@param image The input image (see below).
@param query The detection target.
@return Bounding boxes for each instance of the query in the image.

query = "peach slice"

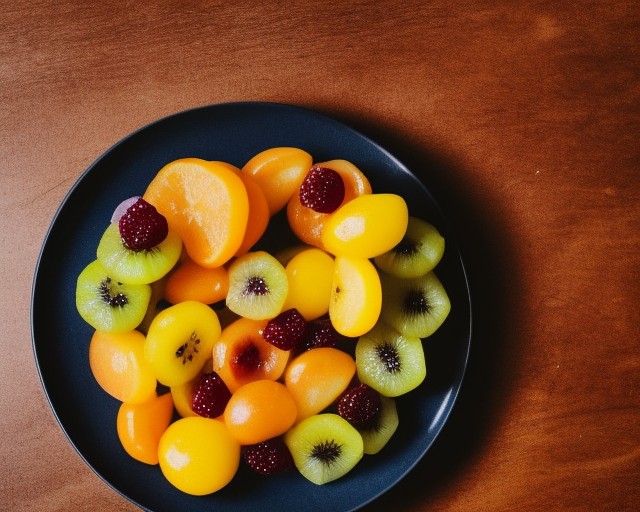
[143,158,249,268]
[223,380,297,445]
[284,347,356,422]
[287,159,372,249]
[329,256,382,337]
[242,147,312,215]
[89,330,157,404]
[212,317,290,393]
[164,257,229,305]
[321,193,409,259]
[116,393,174,465]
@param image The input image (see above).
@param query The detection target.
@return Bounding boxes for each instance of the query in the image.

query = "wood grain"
[1,1,638,510]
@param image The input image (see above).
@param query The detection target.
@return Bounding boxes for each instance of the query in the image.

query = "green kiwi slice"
[374,217,445,278]
[96,223,182,285]
[355,322,426,397]
[380,271,451,338]
[284,413,364,485]
[75,260,151,333]
[359,395,399,454]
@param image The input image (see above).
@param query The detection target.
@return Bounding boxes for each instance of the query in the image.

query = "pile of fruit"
[75,147,451,496]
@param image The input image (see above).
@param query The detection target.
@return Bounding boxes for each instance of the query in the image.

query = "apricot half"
[89,330,157,404]
[144,158,249,268]
[212,317,290,393]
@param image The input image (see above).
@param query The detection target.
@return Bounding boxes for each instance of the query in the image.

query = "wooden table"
[2,1,638,510]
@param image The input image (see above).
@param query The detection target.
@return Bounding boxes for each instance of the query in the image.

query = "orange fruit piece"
[164,256,229,305]
[143,158,249,268]
[212,317,290,393]
[233,169,270,255]
[284,347,356,422]
[224,380,297,445]
[116,393,174,465]
[242,147,312,215]
[89,330,157,404]
[287,159,372,249]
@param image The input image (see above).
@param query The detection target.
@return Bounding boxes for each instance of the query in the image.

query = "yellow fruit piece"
[329,257,382,337]
[242,147,312,215]
[282,248,335,320]
[143,158,249,268]
[223,380,297,445]
[89,330,157,404]
[116,393,174,465]
[158,417,240,495]
[284,347,356,422]
[321,193,409,258]
[144,301,221,387]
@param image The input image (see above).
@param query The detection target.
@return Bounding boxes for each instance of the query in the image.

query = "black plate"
[32,102,472,511]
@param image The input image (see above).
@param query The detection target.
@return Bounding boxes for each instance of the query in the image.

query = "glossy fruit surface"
[298,166,345,213]
[282,248,334,321]
[116,393,174,465]
[284,347,356,422]
[164,257,229,305]
[242,147,312,214]
[144,301,221,387]
[144,158,249,268]
[212,317,289,392]
[89,329,157,404]
[244,437,294,476]
[158,417,240,495]
[329,256,382,337]
[321,193,408,259]
[287,159,371,248]
[118,197,169,251]
[224,380,297,445]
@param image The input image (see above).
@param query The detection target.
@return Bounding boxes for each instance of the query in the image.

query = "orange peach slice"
[212,317,290,393]
[242,147,312,215]
[89,330,157,404]
[144,158,249,268]
[116,393,174,465]
[164,257,229,305]
[284,347,356,422]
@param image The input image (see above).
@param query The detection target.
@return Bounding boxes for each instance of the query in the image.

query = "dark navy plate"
[31,102,471,511]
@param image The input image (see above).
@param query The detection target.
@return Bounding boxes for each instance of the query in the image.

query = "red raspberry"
[337,383,382,429]
[299,166,345,213]
[244,437,294,476]
[118,198,168,251]
[191,371,231,419]
[263,308,307,351]
[295,317,341,354]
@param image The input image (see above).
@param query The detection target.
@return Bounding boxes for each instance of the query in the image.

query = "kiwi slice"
[374,217,445,278]
[96,223,182,285]
[380,271,451,338]
[76,260,151,333]
[226,251,288,320]
[284,413,364,485]
[359,396,399,454]
[355,322,426,397]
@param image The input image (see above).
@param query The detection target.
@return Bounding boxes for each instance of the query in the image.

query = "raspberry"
[191,371,232,419]
[263,308,307,351]
[337,383,382,429]
[118,198,168,251]
[244,437,294,476]
[295,317,341,354]
[299,166,345,214]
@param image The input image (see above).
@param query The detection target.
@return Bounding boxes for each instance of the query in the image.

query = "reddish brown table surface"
[1,1,638,510]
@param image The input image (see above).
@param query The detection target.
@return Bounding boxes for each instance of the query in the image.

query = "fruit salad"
[75,147,451,495]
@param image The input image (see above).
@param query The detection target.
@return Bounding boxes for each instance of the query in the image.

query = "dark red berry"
[244,437,294,476]
[295,317,340,354]
[299,166,345,214]
[118,198,168,251]
[191,371,231,419]
[337,383,382,429]
[263,308,307,351]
